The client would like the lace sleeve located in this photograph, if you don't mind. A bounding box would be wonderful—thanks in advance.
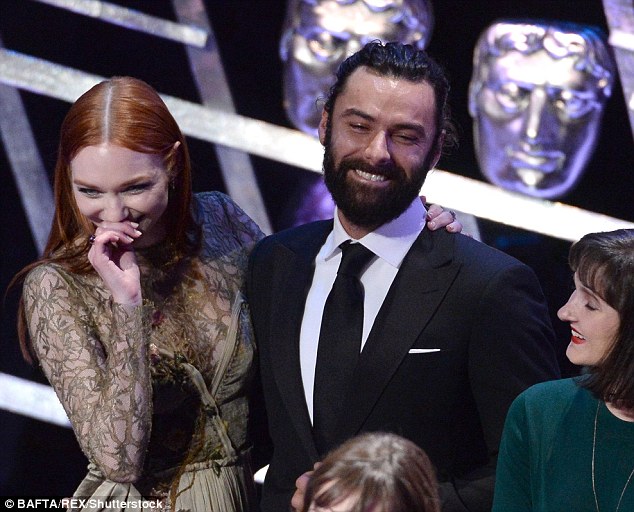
[194,192,265,248]
[22,264,152,483]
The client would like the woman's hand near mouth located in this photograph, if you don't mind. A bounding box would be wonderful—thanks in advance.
[88,220,143,306]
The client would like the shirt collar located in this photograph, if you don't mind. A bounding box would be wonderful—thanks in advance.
[323,198,427,268]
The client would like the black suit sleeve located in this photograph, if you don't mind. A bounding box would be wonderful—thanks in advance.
[246,240,274,471]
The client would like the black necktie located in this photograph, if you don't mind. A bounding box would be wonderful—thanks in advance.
[312,241,374,455]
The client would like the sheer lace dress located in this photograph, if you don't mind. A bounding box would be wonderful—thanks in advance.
[22,192,264,511]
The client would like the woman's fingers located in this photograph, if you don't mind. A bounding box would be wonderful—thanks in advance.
[86,225,142,305]
[92,221,141,244]
[426,205,463,232]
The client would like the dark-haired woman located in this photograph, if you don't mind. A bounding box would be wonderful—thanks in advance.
[493,229,634,512]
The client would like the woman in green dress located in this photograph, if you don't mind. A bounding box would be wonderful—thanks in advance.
[493,229,634,512]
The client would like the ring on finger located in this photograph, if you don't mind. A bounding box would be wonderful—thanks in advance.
[449,210,457,221]
[89,234,96,245]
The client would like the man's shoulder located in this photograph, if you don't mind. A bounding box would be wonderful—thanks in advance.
[457,231,520,261]
[253,220,333,255]
[273,219,333,242]
[428,229,527,272]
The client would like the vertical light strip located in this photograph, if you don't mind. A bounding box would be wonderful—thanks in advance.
[602,0,634,141]
[171,0,272,234]
[0,38,53,254]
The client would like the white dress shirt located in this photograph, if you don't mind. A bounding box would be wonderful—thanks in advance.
[299,198,427,422]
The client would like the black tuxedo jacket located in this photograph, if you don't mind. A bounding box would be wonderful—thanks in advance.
[247,221,560,512]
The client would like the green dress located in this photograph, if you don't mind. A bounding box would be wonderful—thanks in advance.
[22,192,264,511]
[493,378,634,512]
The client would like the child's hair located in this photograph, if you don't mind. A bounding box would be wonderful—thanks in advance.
[302,432,440,512]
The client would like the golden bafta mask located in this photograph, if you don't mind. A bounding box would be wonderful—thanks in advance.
[281,0,433,136]
[469,20,615,199]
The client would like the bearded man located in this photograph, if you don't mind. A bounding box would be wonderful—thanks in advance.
[247,41,560,512]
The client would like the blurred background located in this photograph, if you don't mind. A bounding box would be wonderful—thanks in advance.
[1,0,632,496]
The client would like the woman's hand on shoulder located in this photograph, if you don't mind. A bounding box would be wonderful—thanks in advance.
[422,195,463,233]
[88,221,143,306]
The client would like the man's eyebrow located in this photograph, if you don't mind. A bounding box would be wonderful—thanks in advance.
[392,122,427,137]
[341,108,374,121]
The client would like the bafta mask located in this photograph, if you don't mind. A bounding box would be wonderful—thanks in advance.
[469,21,614,199]
[281,0,434,136]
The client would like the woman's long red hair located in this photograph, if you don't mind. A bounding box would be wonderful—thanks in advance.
[10,76,197,362]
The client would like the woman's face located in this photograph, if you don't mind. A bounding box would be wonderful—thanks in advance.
[558,272,620,367]
[71,143,171,248]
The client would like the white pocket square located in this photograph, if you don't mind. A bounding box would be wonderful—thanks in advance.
[408,348,441,354]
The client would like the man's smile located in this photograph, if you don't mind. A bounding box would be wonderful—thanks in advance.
[354,169,388,182]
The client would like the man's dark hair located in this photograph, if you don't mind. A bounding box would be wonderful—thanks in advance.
[324,40,457,151]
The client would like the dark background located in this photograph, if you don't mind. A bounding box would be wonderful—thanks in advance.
[1,0,632,496]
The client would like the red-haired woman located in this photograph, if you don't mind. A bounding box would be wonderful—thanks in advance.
[13,77,263,511]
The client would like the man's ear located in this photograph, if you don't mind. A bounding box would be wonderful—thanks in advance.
[318,110,329,145]
[429,131,445,170]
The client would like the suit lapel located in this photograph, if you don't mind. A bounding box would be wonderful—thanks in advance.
[337,229,461,440]
[268,222,332,460]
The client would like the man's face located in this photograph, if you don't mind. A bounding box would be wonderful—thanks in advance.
[470,48,607,199]
[282,0,432,136]
[319,67,440,234]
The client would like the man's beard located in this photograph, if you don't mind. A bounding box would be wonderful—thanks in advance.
[322,135,432,230]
